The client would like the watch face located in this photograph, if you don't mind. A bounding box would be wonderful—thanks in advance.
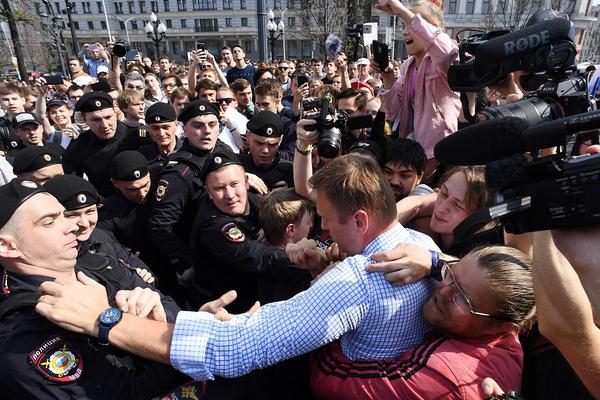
[100,308,122,324]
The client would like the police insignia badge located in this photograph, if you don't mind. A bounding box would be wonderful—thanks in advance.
[43,154,52,161]
[161,380,206,400]
[221,222,245,242]
[95,100,102,107]
[29,336,83,382]
[155,179,169,201]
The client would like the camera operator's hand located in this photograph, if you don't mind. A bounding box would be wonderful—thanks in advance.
[296,118,320,146]
[115,287,166,322]
[198,290,260,321]
[366,243,432,285]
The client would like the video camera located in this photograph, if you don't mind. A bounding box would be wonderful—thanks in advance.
[435,112,600,238]
[448,15,590,125]
[303,94,372,158]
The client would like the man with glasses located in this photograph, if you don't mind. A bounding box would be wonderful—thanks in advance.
[161,74,182,99]
[311,245,535,399]
[277,60,292,95]
[216,87,247,153]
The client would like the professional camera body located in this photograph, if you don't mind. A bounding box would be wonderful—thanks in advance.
[112,39,130,58]
[448,15,591,125]
[302,94,372,158]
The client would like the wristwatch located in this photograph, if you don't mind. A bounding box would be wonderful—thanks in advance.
[97,307,123,346]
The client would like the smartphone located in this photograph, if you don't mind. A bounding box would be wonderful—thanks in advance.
[125,49,139,62]
[372,41,390,71]
[297,75,309,87]
[90,80,111,93]
[195,41,206,51]
[42,74,64,85]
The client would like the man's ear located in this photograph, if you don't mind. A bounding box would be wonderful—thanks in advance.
[353,210,369,235]
[285,223,295,238]
[0,234,20,260]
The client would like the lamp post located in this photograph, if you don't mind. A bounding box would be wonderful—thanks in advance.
[112,15,135,44]
[266,9,284,64]
[64,1,79,55]
[144,12,167,60]
[39,1,68,77]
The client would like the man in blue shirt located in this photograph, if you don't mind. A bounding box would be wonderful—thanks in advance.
[226,44,257,85]
[82,44,110,78]
[36,154,439,382]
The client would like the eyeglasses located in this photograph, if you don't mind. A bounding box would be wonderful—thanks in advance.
[162,83,177,89]
[278,67,289,70]
[217,98,234,104]
[200,65,212,70]
[440,262,508,321]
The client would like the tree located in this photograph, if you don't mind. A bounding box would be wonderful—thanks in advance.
[297,0,348,54]
[0,0,32,80]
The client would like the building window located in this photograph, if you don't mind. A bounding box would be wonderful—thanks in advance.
[481,0,490,14]
[372,15,379,24]
[131,20,138,29]
[119,21,125,29]
[139,1,146,12]
[274,0,281,8]
[496,0,506,13]
[193,0,215,9]
[244,40,252,54]
[287,0,294,8]
[225,17,232,27]
[177,0,186,10]
[34,2,41,14]
[128,1,135,12]
[163,0,170,10]
[101,20,107,29]
[115,1,123,12]
[88,21,94,29]
[447,0,456,14]
[151,0,158,11]
[181,18,187,28]
[240,0,246,9]
[96,1,103,12]
[83,1,91,13]
[566,0,576,14]
[166,19,172,28]
[195,18,219,32]
[241,17,248,27]
[287,16,295,27]
[466,0,474,14]
[223,0,232,9]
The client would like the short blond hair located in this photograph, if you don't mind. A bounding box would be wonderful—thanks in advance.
[117,89,144,110]
[309,154,396,224]
[259,189,314,246]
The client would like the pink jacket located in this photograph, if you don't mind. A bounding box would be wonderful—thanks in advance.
[379,14,461,159]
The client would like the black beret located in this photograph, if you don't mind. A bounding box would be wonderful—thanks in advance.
[12,112,41,129]
[348,140,384,165]
[45,175,102,211]
[75,91,113,113]
[0,178,47,229]
[146,102,177,124]
[110,151,149,181]
[13,146,63,174]
[178,100,220,125]
[246,111,283,137]
[200,149,243,181]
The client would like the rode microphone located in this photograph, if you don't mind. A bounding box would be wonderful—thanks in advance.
[474,17,574,76]
[434,111,600,165]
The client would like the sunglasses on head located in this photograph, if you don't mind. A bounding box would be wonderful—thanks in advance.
[200,65,212,69]
[217,98,234,104]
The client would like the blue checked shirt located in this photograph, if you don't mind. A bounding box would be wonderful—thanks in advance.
[170,223,439,381]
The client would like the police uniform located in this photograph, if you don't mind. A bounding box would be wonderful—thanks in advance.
[45,174,148,272]
[62,92,146,197]
[12,145,63,176]
[0,178,188,399]
[0,114,19,153]
[191,150,310,314]
[147,101,231,279]
[137,102,182,174]
[239,111,294,191]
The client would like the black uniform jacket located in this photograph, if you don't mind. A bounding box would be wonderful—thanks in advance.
[0,253,187,399]
[190,193,310,314]
[147,139,231,274]
[239,152,294,192]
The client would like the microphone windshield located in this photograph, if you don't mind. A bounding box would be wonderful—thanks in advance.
[434,117,529,165]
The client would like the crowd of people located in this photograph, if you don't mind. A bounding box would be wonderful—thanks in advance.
[0,0,599,398]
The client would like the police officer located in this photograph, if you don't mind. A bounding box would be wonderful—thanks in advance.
[62,92,147,196]
[191,149,309,314]
[147,100,231,288]
[240,110,294,191]
[12,145,64,184]
[45,174,148,273]
[99,151,170,292]
[0,178,188,398]
[138,102,181,173]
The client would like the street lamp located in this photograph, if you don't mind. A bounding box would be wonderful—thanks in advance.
[266,9,284,64]
[64,1,79,55]
[144,12,167,60]
[39,2,68,77]
[112,15,135,44]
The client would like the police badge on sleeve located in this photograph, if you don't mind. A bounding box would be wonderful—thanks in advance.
[29,336,84,382]
[221,223,245,242]
[155,179,169,202]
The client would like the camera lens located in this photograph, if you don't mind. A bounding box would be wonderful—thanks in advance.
[113,40,130,58]
[479,97,562,125]
[317,127,342,158]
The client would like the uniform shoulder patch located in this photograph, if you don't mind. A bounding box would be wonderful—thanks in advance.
[221,222,245,243]
[161,380,206,400]
[29,336,84,383]
[155,179,169,202]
